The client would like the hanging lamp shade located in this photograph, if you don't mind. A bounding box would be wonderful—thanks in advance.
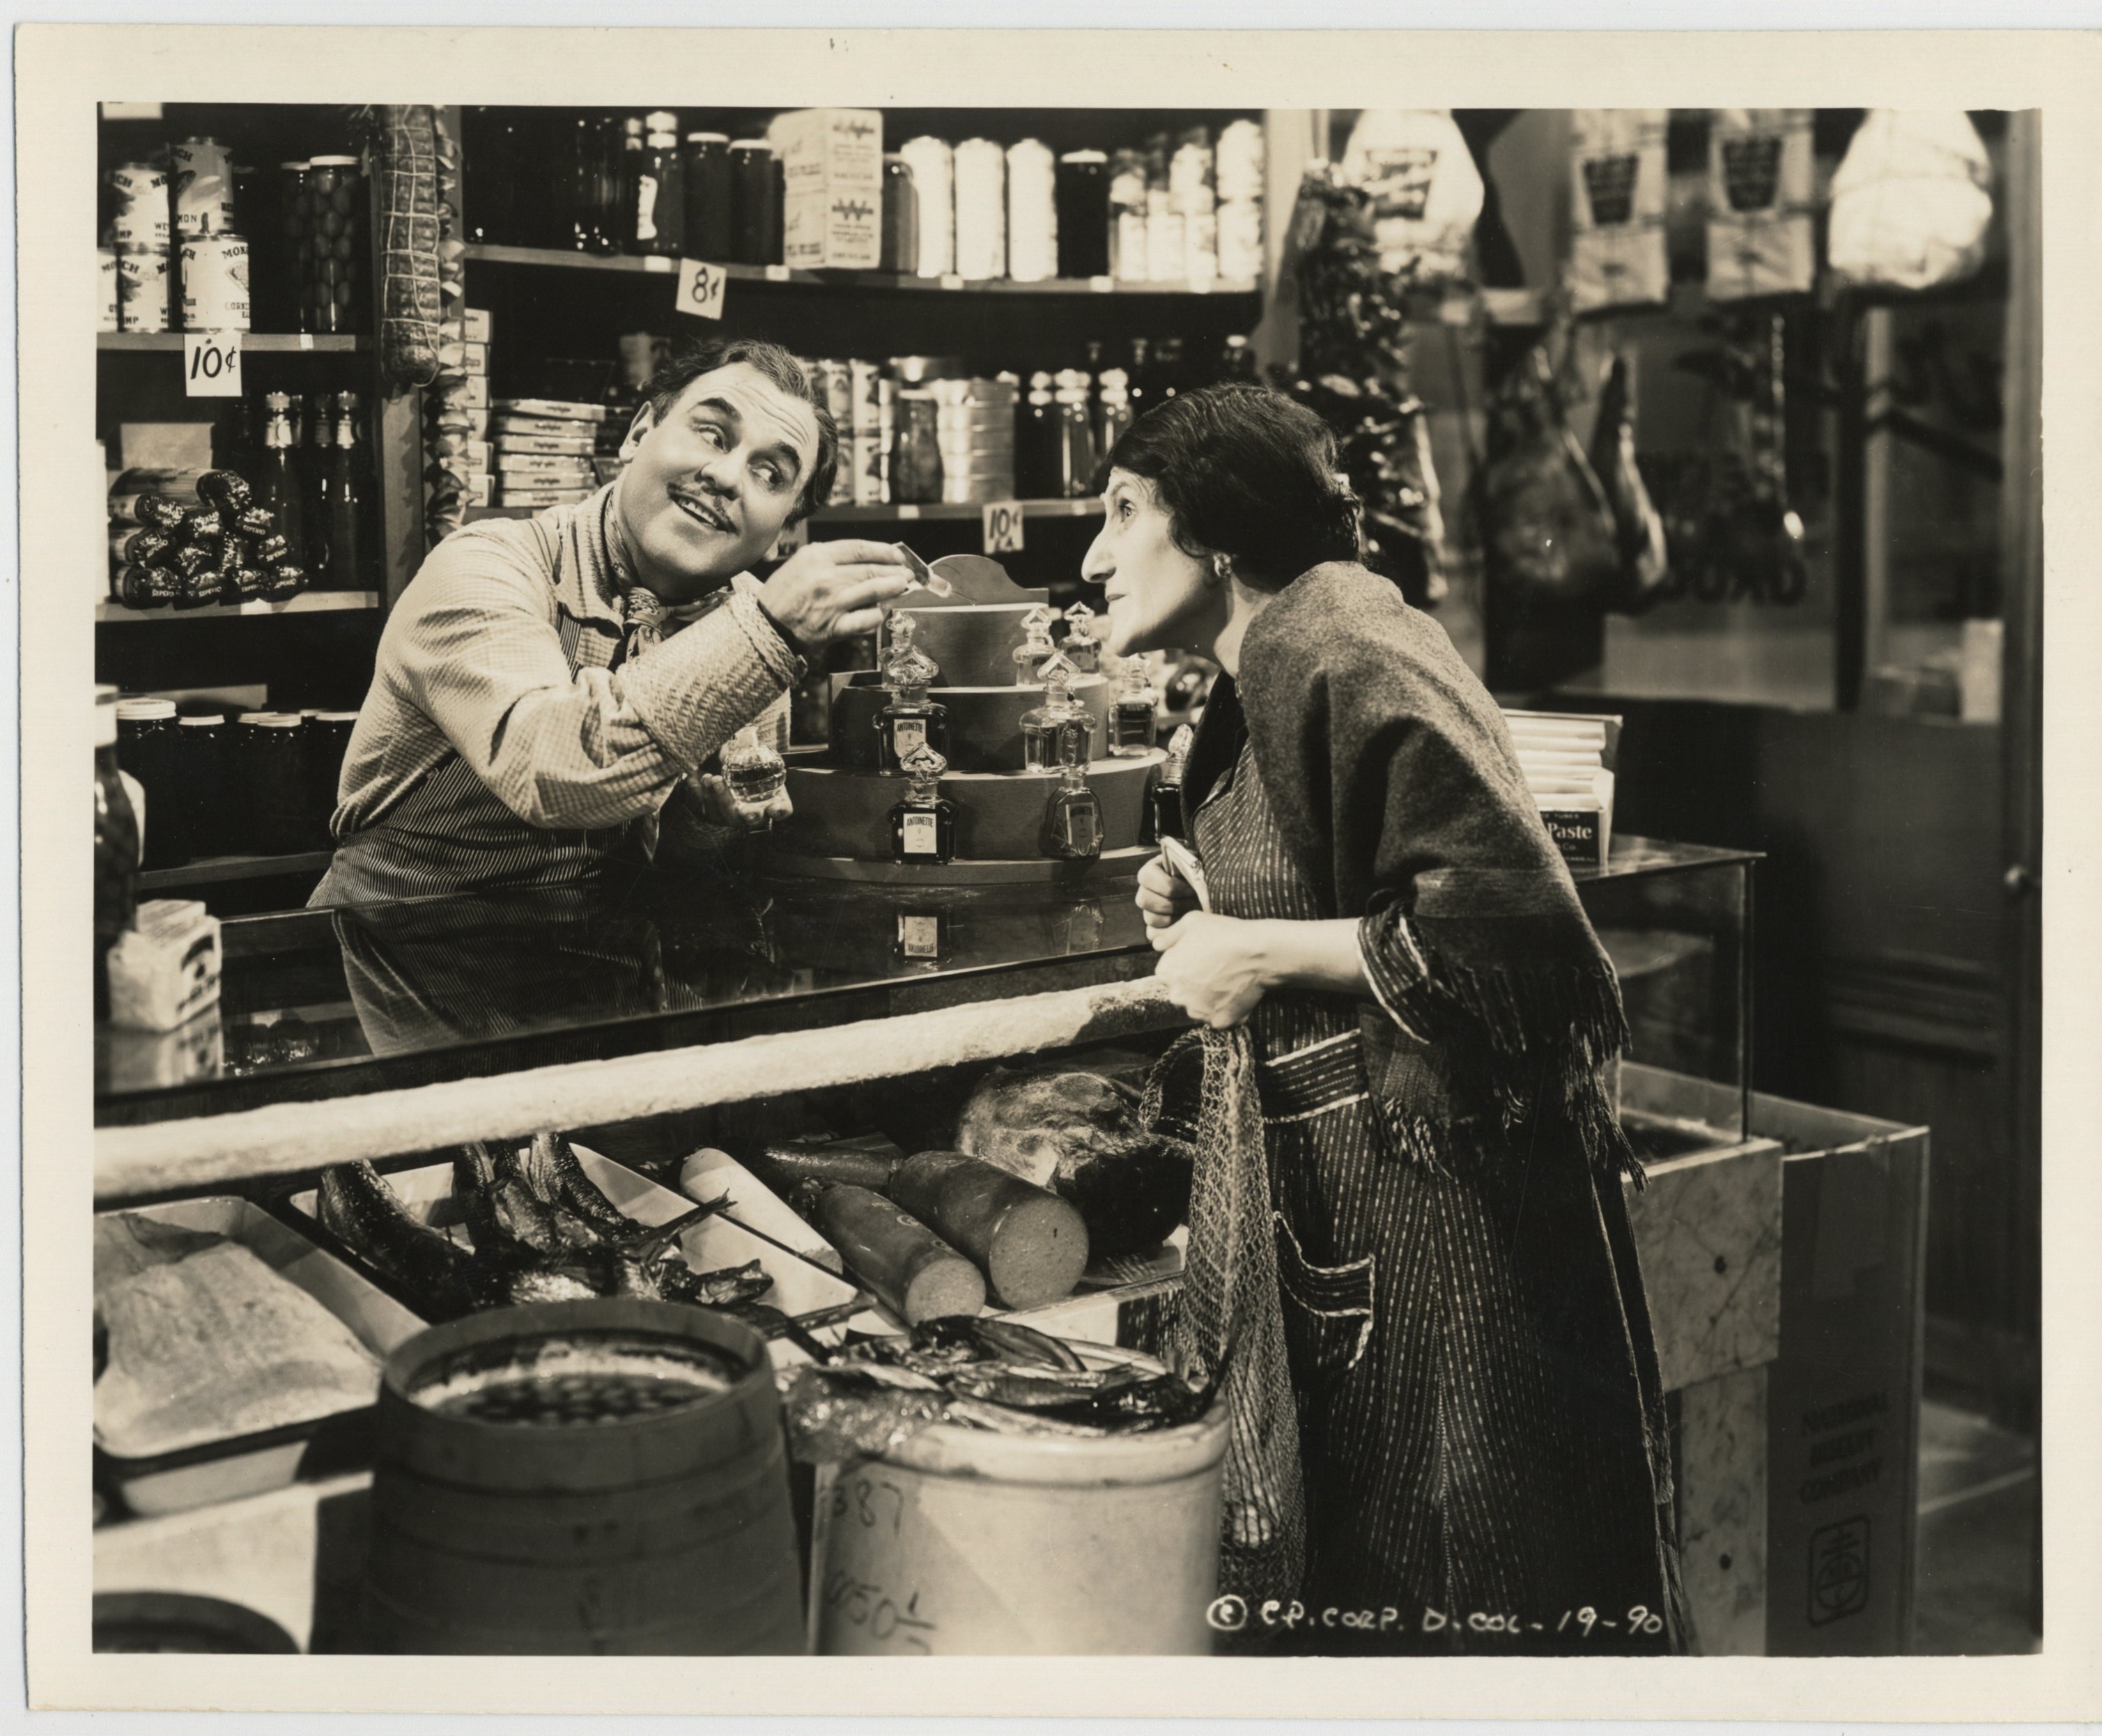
[1827,110,1995,293]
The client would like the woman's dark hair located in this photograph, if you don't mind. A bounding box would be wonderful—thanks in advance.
[1101,382,1362,589]
[642,336,839,525]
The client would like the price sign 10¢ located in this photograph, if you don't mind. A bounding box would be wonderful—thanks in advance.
[982,500,1025,555]
[183,330,243,398]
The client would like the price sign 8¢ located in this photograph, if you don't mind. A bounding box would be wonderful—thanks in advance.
[675,257,728,322]
[982,501,1026,555]
[183,331,243,398]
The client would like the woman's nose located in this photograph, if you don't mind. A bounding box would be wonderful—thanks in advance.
[1079,532,1112,584]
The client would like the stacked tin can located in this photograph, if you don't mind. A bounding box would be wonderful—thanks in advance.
[934,376,1018,504]
[108,139,249,334]
[173,137,249,332]
[1214,118,1267,283]
[848,359,896,506]
[110,160,172,332]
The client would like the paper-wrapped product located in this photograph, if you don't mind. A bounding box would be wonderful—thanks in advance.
[1005,139,1058,283]
[1827,110,1994,293]
[952,138,1007,280]
[897,136,955,277]
[1570,109,1669,313]
[1706,109,1816,301]
[1338,108,1484,282]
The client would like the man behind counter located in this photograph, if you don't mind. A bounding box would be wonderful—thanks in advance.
[312,337,914,906]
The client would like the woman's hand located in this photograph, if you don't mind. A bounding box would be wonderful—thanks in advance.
[1151,912,1276,1029]
[1134,852,1201,931]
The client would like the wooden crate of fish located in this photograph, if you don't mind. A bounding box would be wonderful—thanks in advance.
[273,1136,872,1370]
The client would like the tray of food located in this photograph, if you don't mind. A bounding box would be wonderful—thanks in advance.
[94,1199,426,1518]
[273,1135,869,1370]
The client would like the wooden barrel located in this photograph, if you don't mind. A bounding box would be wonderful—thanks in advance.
[362,1299,806,1655]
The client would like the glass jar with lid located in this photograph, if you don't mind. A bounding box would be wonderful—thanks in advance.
[302,156,366,336]
[170,712,231,865]
[114,698,182,869]
[95,686,141,1020]
[305,711,360,848]
[233,711,309,856]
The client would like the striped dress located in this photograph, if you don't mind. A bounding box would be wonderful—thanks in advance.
[1191,734,1679,1656]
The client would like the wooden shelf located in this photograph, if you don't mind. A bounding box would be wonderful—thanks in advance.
[138,851,334,892]
[463,500,1104,527]
[96,591,380,624]
[815,499,1104,523]
[462,244,1257,299]
[97,332,369,354]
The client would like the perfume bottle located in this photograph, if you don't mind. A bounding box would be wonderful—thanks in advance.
[720,724,787,828]
[1152,721,1195,842]
[874,612,949,775]
[1019,653,1095,771]
[888,745,957,865]
[1108,658,1159,757]
[1062,601,1102,674]
[1011,605,1060,685]
[1041,759,1103,861]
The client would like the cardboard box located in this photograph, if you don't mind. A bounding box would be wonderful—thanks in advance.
[785,189,883,271]
[771,107,883,192]
[775,108,883,270]
[463,471,490,507]
[458,374,489,410]
[463,341,488,377]
[1760,1094,1929,1656]
[462,307,493,345]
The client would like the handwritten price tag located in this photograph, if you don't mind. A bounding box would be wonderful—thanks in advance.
[982,500,1026,555]
[674,256,728,322]
[183,330,242,397]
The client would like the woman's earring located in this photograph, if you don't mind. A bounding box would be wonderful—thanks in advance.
[1210,556,1230,587]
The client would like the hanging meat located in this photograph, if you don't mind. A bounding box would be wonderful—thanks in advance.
[1664,313,1807,605]
[1284,166,1448,607]
[1587,354,1671,611]
[1475,343,1621,604]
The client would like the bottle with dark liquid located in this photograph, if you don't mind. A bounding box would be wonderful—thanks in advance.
[893,904,950,963]
[1109,658,1159,757]
[323,391,365,590]
[888,745,956,866]
[631,112,683,258]
[874,612,950,775]
[1041,759,1103,861]
[1152,720,1194,843]
[300,392,335,586]
[255,392,309,573]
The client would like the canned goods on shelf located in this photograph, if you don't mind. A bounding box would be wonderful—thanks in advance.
[116,248,171,334]
[179,232,251,332]
[170,137,236,238]
[110,162,171,253]
[97,248,121,332]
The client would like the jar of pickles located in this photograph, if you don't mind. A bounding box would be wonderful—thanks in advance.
[297,155,366,335]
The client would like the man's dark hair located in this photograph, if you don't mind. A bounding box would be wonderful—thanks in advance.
[642,336,838,525]
[1102,382,1363,591]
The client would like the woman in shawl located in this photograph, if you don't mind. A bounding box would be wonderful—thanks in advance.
[1083,384,1687,1655]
